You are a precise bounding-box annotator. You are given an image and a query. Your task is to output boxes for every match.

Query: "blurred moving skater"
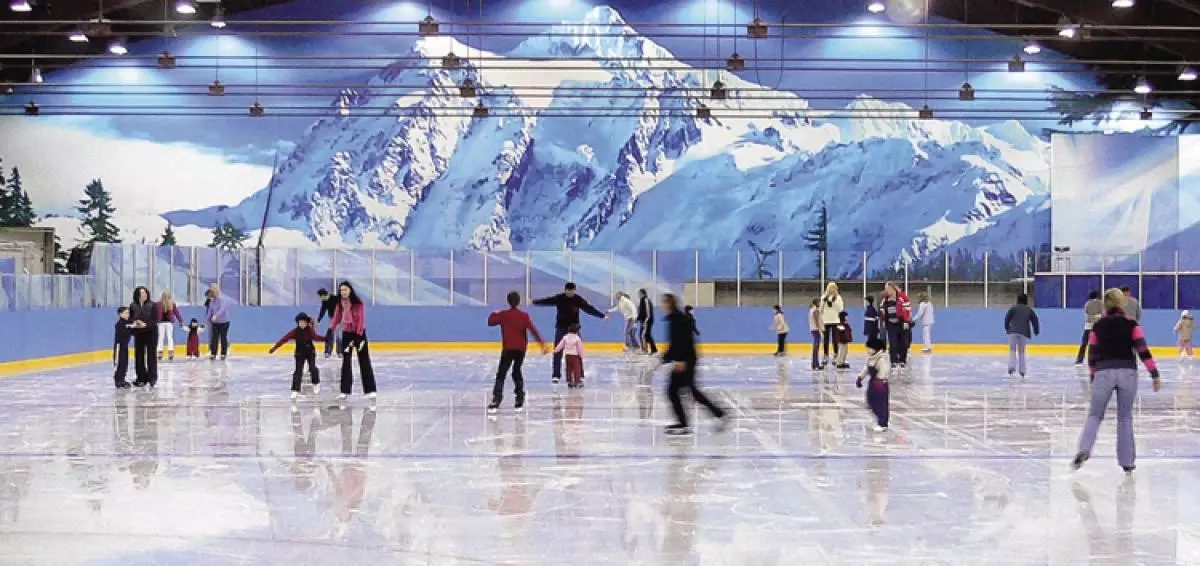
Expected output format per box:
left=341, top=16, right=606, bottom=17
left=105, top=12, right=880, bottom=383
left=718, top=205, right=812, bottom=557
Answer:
left=661, top=293, right=729, bottom=436
left=533, top=282, right=607, bottom=384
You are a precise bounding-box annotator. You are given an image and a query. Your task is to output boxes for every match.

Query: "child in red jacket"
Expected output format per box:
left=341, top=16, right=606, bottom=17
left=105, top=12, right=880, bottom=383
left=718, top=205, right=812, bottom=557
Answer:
left=269, top=312, right=325, bottom=400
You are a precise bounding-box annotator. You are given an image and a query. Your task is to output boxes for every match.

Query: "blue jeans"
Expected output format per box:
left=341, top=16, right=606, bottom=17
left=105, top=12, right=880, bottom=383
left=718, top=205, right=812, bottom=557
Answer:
left=623, top=319, right=639, bottom=349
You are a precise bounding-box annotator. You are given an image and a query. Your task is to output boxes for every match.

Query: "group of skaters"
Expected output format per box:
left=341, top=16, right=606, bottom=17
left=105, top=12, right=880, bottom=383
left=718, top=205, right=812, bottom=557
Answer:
left=112, top=283, right=231, bottom=389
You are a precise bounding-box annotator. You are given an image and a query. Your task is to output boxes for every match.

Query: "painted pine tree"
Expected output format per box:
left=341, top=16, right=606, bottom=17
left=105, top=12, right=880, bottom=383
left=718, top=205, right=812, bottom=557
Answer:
left=7, top=168, right=36, bottom=228
left=77, top=179, right=121, bottom=244
left=161, top=223, right=177, bottom=246
left=802, top=203, right=828, bottom=281
left=210, top=221, right=248, bottom=251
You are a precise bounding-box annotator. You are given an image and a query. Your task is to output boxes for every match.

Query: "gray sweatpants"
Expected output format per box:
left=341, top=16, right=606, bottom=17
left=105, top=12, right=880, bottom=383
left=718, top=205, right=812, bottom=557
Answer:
left=1007, top=334, right=1029, bottom=375
left=1076, top=368, right=1139, bottom=468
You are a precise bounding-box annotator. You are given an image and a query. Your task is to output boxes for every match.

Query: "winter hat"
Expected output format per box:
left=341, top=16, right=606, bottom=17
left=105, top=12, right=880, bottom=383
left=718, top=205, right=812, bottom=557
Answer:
left=1184, top=310, right=1193, bottom=319
left=295, top=312, right=312, bottom=324
left=865, top=337, right=886, bottom=352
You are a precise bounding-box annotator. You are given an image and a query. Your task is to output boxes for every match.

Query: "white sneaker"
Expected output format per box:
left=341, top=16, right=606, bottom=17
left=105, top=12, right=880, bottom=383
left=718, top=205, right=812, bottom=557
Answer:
left=366, top=392, right=377, bottom=399
left=290, top=391, right=299, bottom=400
left=873, top=425, right=888, bottom=433
left=313, top=384, right=321, bottom=395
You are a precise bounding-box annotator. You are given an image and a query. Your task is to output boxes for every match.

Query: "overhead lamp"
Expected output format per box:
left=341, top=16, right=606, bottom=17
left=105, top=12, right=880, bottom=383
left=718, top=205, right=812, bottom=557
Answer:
left=918, top=105, right=934, bottom=119
left=1023, top=42, right=1042, bottom=55
left=472, top=101, right=489, bottom=118
left=1141, top=107, right=1152, bottom=121
left=1134, top=77, right=1152, bottom=94
left=9, top=0, right=31, bottom=12
left=157, top=51, right=176, bottom=69
left=210, top=5, right=226, bottom=29
left=208, top=79, right=225, bottom=96
left=747, top=18, right=767, bottom=39
left=696, top=103, right=712, bottom=119
left=419, top=15, right=439, bottom=36
left=726, top=52, right=744, bottom=71
left=24, top=102, right=38, bottom=116
left=710, top=80, right=727, bottom=100
left=107, top=38, right=127, bottom=55
left=1057, top=17, right=1079, bottom=39
left=1179, top=67, right=1197, bottom=81
left=442, top=51, right=462, bottom=69
left=174, top=1, right=196, bottom=15
left=958, top=82, right=975, bottom=101
left=337, top=103, right=350, bottom=117
left=249, top=102, right=264, bottom=117
left=68, top=27, right=89, bottom=42
left=29, top=66, right=42, bottom=83
left=1007, top=55, right=1025, bottom=73
left=458, top=77, right=477, bottom=98
left=1112, top=0, right=1134, bottom=8
left=867, top=1, right=885, bottom=13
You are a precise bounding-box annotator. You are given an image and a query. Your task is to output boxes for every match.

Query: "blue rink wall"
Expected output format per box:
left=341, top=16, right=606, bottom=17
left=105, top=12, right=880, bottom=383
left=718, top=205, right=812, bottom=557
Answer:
left=0, top=306, right=1188, bottom=365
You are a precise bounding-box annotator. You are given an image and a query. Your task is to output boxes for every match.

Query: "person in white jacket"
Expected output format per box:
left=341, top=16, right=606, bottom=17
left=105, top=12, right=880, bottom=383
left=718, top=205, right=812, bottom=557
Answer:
left=609, top=291, right=639, bottom=352
left=911, top=292, right=935, bottom=353
left=772, top=304, right=790, bottom=357
left=819, top=282, right=845, bottom=366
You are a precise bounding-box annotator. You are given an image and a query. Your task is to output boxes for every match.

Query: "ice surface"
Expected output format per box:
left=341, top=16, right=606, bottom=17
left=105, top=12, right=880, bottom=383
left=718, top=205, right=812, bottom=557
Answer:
left=1, top=352, right=1198, bottom=565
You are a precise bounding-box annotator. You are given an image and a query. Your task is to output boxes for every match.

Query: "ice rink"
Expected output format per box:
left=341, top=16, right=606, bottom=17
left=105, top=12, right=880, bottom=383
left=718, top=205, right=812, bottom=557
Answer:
left=2, top=351, right=1199, bottom=565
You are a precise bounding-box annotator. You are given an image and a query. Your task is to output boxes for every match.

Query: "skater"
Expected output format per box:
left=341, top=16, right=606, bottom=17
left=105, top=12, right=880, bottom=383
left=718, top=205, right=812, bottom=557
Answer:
left=884, top=282, right=912, bottom=365
left=820, top=282, right=845, bottom=366
left=856, top=337, right=891, bottom=432
left=684, top=305, right=700, bottom=336
left=1075, top=290, right=1103, bottom=366
left=1004, top=294, right=1040, bottom=377
left=1175, top=310, right=1195, bottom=360
left=609, top=291, right=639, bottom=352
left=637, top=289, right=657, bottom=355
left=771, top=304, right=789, bottom=357
left=329, top=281, right=377, bottom=400
left=269, top=312, right=325, bottom=400
left=155, top=290, right=183, bottom=361
left=113, top=307, right=133, bottom=389
left=554, top=323, right=586, bottom=388
left=487, top=291, right=548, bottom=412
left=185, top=318, right=204, bottom=359
left=1072, top=288, right=1161, bottom=474
left=128, top=286, right=160, bottom=388
left=879, top=286, right=910, bottom=368
left=834, top=311, right=853, bottom=369
left=661, top=293, right=728, bottom=436
left=204, top=286, right=231, bottom=360
left=316, top=288, right=342, bottom=359
left=1121, top=286, right=1142, bottom=322
left=863, top=295, right=881, bottom=344
left=912, top=292, right=935, bottom=353
left=809, top=298, right=822, bottom=370
left=533, top=282, right=607, bottom=383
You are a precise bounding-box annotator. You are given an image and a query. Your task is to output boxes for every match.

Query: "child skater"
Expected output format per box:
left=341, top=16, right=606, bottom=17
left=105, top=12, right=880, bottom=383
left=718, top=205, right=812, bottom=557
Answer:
left=554, top=324, right=586, bottom=388
left=809, top=299, right=822, bottom=370
left=856, top=337, right=891, bottom=432
left=834, top=311, right=853, bottom=369
left=113, top=307, right=133, bottom=389
left=863, top=296, right=880, bottom=344
left=269, top=312, right=325, bottom=400
left=912, top=292, right=935, bottom=354
left=772, top=305, right=789, bottom=357
left=487, top=291, right=548, bottom=413
left=1175, top=311, right=1195, bottom=360
left=185, top=319, right=204, bottom=359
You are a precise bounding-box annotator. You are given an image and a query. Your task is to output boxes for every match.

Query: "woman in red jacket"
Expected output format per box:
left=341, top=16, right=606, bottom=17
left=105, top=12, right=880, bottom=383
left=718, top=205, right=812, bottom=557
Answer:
left=329, top=281, right=377, bottom=400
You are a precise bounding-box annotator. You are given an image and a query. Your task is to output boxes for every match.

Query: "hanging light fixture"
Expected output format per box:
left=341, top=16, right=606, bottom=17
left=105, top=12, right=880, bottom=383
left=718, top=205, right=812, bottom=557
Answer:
left=419, top=15, right=440, bottom=36
left=472, top=101, right=489, bottom=118
left=1134, top=76, right=1152, bottom=94
left=1057, top=17, right=1079, bottom=39
left=1179, top=67, right=1197, bottom=81
left=442, top=51, right=462, bottom=69
left=24, top=102, right=38, bottom=116
left=107, top=38, right=127, bottom=55
left=68, top=27, right=89, bottom=42
left=726, top=52, right=744, bottom=71
left=710, top=80, right=727, bottom=100
left=1007, top=55, right=1025, bottom=73
left=867, top=1, right=886, bottom=13
left=157, top=51, right=176, bottom=68
left=1023, top=41, right=1042, bottom=55
left=1112, top=0, right=1134, bottom=8
left=696, top=103, right=712, bottom=119
left=958, top=82, right=975, bottom=101
left=458, top=77, right=477, bottom=98
left=9, top=0, right=32, bottom=12
left=29, top=66, right=42, bottom=83
left=174, top=1, right=196, bottom=15
left=1140, top=107, right=1152, bottom=120
left=210, top=5, right=226, bottom=29
left=249, top=102, right=265, bottom=117
left=747, top=17, right=767, bottom=39
left=208, top=79, right=225, bottom=96
left=918, top=105, right=934, bottom=119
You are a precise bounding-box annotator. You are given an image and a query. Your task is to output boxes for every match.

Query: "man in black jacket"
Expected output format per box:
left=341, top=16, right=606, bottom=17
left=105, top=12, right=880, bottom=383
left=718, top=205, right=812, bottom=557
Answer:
left=660, top=293, right=728, bottom=435
left=316, top=288, right=341, bottom=359
left=533, top=282, right=607, bottom=383
left=637, top=289, right=658, bottom=354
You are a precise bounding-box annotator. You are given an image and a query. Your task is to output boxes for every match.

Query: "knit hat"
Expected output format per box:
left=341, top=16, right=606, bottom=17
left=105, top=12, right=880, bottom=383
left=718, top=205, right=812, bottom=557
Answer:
left=295, top=312, right=312, bottom=323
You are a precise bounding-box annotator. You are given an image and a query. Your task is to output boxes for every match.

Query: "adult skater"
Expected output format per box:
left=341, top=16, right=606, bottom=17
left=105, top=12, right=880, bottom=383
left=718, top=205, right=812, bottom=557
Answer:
left=1072, top=288, right=1161, bottom=474
left=912, top=292, right=935, bottom=353
left=533, top=282, right=607, bottom=384
left=879, top=286, right=909, bottom=368
left=819, top=282, right=845, bottom=366
left=1121, top=287, right=1142, bottom=322
left=487, top=291, right=548, bottom=413
left=1004, top=294, right=1040, bottom=377
left=883, top=282, right=912, bottom=367
left=204, top=286, right=231, bottom=360
left=609, top=291, right=639, bottom=352
left=637, top=289, right=657, bottom=355
left=660, top=293, right=728, bottom=436
left=329, top=281, right=377, bottom=400
left=128, top=286, right=160, bottom=388
left=155, top=290, right=184, bottom=361
left=316, top=288, right=342, bottom=359
left=1075, top=290, right=1103, bottom=366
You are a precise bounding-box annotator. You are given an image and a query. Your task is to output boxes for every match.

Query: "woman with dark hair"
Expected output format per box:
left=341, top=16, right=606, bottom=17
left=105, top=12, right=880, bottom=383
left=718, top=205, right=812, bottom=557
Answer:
left=1075, top=290, right=1103, bottom=367
left=329, top=281, right=377, bottom=400
left=661, top=293, right=728, bottom=436
left=637, top=289, right=657, bottom=355
left=128, top=286, right=160, bottom=387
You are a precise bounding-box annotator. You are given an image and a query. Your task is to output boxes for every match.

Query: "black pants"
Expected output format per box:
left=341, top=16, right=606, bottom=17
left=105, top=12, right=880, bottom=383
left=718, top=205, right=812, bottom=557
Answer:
left=133, top=329, right=158, bottom=386
left=867, top=378, right=890, bottom=428
left=292, top=349, right=320, bottom=392
left=886, top=323, right=908, bottom=365
left=776, top=332, right=788, bottom=354
left=666, top=361, right=725, bottom=428
left=323, top=326, right=341, bottom=357
left=209, top=322, right=230, bottom=357
left=810, top=331, right=821, bottom=369
left=1075, top=329, right=1091, bottom=364
left=340, top=331, right=377, bottom=395
left=823, top=324, right=839, bottom=358
left=113, top=343, right=130, bottom=385
left=492, top=349, right=526, bottom=404
left=642, top=322, right=657, bottom=354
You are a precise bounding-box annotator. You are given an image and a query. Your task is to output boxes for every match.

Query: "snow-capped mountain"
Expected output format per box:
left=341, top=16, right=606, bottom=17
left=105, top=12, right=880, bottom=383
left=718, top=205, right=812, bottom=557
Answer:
left=164, top=5, right=1049, bottom=271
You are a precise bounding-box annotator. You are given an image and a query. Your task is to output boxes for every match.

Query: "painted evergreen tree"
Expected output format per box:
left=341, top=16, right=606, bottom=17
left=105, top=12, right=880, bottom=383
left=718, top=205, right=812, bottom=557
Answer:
left=160, top=223, right=177, bottom=246
left=76, top=179, right=121, bottom=244
left=210, top=221, right=248, bottom=251
left=0, top=160, right=10, bottom=227
left=802, top=203, right=829, bottom=281
left=7, top=168, right=36, bottom=228
left=52, top=235, right=69, bottom=273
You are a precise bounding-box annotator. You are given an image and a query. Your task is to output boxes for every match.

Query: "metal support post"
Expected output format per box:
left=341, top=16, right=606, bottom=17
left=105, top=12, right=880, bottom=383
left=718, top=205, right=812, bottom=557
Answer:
left=777, top=251, right=784, bottom=306
left=1138, top=252, right=1144, bottom=301
left=652, top=250, right=658, bottom=302
left=694, top=249, right=700, bottom=307
left=609, top=251, right=615, bottom=306
left=1175, top=250, right=1180, bottom=310
left=1022, top=250, right=1029, bottom=296
left=1100, top=254, right=1106, bottom=294
left=567, top=250, right=573, bottom=283
left=449, top=250, right=455, bottom=306
left=293, top=249, right=301, bottom=306
left=862, top=251, right=868, bottom=304
left=525, top=250, right=532, bottom=304
left=903, top=257, right=909, bottom=294
left=983, top=252, right=989, bottom=308
left=819, top=250, right=825, bottom=295
left=331, top=249, right=338, bottom=291
left=371, top=249, right=377, bottom=306
left=736, top=251, right=742, bottom=307
left=943, top=250, right=949, bottom=308
left=482, top=252, right=488, bottom=305
left=410, top=251, right=417, bottom=304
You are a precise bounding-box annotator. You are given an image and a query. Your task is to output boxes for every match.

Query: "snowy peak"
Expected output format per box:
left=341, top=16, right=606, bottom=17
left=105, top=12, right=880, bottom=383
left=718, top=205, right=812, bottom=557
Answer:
left=509, top=5, right=674, bottom=65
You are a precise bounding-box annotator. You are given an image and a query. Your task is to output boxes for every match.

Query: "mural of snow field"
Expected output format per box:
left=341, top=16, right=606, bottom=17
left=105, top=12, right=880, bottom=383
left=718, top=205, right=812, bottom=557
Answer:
left=1, top=353, right=1198, bottom=564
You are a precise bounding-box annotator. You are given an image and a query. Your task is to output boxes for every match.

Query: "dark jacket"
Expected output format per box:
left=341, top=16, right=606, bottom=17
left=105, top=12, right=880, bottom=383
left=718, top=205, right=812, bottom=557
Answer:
left=1004, top=304, right=1040, bottom=338
left=114, top=320, right=133, bottom=348
left=637, top=296, right=654, bottom=325
left=532, top=293, right=605, bottom=330
left=317, top=295, right=339, bottom=323
left=1089, top=308, right=1159, bottom=377
left=271, top=326, right=324, bottom=355
left=687, top=313, right=700, bottom=336
left=864, top=305, right=880, bottom=336
left=128, top=300, right=159, bottom=332
left=662, top=311, right=697, bottom=364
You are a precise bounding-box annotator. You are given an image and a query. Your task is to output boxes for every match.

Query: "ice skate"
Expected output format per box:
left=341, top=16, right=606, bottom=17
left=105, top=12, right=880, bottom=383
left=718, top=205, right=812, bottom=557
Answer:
left=366, top=392, right=377, bottom=400
left=487, top=402, right=499, bottom=414
left=313, top=384, right=320, bottom=395
left=664, top=425, right=693, bottom=436
left=1071, top=451, right=1090, bottom=471
left=290, top=391, right=299, bottom=400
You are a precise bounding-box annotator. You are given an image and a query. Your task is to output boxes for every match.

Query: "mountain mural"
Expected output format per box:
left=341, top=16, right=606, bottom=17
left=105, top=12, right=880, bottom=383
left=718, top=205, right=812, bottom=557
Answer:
left=161, top=5, right=1051, bottom=275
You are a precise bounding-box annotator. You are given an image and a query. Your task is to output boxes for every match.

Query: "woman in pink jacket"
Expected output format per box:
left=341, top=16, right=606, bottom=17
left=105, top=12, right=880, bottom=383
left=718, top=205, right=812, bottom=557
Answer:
left=329, top=281, right=377, bottom=400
